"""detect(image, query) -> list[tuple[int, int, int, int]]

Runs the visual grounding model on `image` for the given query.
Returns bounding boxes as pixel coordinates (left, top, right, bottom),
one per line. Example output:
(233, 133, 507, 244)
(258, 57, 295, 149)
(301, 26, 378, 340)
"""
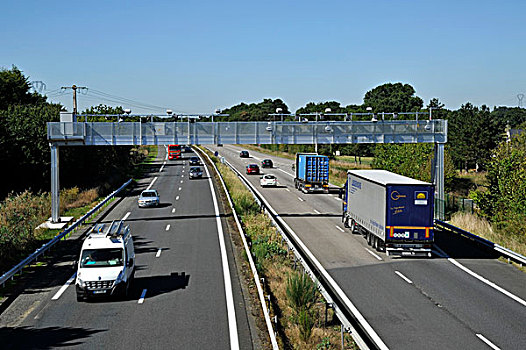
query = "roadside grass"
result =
(0, 145, 156, 295)
(208, 150, 358, 349)
(449, 212, 526, 270)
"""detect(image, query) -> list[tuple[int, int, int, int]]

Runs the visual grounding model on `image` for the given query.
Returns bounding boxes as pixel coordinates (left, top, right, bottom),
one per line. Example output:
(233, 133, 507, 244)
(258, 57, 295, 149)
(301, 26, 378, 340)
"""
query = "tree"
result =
(0, 65, 46, 110)
(220, 98, 289, 121)
(490, 106, 526, 129)
(363, 83, 423, 113)
(447, 103, 502, 171)
(473, 133, 526, 235)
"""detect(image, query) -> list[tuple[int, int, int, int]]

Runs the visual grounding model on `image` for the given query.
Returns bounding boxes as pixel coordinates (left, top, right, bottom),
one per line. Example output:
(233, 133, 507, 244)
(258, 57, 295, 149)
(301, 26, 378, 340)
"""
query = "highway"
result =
(0, 147, 259, 349)
(209, 144, 526, 350)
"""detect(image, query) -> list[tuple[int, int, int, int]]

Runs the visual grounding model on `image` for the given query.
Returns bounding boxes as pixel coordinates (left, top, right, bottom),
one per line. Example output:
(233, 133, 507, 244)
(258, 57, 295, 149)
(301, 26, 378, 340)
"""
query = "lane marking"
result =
(138, 289, 147, 304)
(297, 197, 305, 202)
(334, 196, 342, 201)
(180, 180, 184, 184)
(159, 161, 166, 172)
(335, 225, 345, 233)
(172, 208, 176, 213)
(146, 177, 157, 190)
(435, 244, 526, 308)
(122, 212, 131, 221)
(198, 151, 240, 349)
(476, 334, 501, 350)
(394, 271, 413, 284)
(52, 273, 76, 300)
(176, 196, 180, 201)
(448, 257, 526, 307)
(165, 224, 171, 231)
(285, 188, 291, 192)
(313, 209, 321, 214)
(156, 249, 162, 258)
(365, 248, 383, 261)
(278, 168, 294, 178)
(178, 187, 182, 191)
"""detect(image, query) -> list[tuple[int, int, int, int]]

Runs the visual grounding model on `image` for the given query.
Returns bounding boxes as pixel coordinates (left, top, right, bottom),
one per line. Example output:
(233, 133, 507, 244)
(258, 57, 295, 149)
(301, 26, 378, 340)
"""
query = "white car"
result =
(260, 174, 277, 187)
(138, 189, 160, 208)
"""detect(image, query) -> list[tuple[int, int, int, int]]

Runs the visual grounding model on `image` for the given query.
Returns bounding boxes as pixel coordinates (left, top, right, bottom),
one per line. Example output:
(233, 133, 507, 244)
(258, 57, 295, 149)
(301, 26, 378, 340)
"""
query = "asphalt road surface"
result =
(209, 144, 526, 350)
(0, 147, 258, 350)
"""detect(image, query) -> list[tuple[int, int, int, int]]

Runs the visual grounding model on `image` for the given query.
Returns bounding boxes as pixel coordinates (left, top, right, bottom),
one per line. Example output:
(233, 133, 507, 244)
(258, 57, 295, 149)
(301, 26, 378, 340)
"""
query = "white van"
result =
(75, 221, 135, 301)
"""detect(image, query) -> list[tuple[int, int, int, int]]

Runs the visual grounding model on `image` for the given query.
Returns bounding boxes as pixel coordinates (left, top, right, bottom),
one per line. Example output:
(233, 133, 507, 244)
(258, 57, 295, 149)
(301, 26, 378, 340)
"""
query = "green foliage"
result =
(372, 144, 456, 191)
(363, 82, 423, 113)
(447, 103, 503, 171)
(490, 107, 526, 129)
(219, 98, 289, 121)
(473, 134, 526, 235)
(233, 192, 261, 216)
(317, 337, 333, 350)
(0, 66, 47, 110)
(286, 272, 318, 312)
(297, 309, 315, 342)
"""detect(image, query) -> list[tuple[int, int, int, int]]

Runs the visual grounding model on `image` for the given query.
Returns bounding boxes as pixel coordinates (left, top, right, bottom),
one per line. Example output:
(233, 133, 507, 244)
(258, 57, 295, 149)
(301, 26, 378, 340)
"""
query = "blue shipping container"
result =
(297, 154, 329, 182)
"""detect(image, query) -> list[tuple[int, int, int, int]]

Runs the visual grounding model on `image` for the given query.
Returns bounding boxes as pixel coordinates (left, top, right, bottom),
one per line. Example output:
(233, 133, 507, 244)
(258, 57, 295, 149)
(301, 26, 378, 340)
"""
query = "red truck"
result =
(168, 144, 181, 160)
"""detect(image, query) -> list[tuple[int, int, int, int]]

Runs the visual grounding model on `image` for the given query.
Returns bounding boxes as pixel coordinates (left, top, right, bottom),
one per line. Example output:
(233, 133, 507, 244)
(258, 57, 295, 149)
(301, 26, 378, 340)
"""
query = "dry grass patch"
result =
(450, 212, 526, 265)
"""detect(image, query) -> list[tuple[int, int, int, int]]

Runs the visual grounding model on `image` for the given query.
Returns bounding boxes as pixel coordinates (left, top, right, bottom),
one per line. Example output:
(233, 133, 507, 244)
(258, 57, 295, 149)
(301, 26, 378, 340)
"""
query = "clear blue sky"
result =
(1, 0, 525, 114)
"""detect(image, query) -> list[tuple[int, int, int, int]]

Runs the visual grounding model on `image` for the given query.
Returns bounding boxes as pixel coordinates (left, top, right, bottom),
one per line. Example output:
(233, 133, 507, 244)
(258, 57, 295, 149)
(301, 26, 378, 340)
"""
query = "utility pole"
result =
(61, 85, 87, 116)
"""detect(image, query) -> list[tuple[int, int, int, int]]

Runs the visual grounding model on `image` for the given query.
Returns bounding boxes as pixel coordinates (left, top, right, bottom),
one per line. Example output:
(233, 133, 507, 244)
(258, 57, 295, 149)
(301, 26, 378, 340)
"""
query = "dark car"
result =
(261, 159, 273, 168)
(246, 164, 260, 175)
(189, 156, 200, 165)
(184, 146, 192, 153)
(189, 166, 203, 179)
(239, 150, 249, 158)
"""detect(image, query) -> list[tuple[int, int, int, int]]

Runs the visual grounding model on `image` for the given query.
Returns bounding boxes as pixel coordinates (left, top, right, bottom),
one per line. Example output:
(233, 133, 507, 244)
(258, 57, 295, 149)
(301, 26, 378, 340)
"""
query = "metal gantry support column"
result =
(50, 143, 60, 223)
(434, 143, 445, 220)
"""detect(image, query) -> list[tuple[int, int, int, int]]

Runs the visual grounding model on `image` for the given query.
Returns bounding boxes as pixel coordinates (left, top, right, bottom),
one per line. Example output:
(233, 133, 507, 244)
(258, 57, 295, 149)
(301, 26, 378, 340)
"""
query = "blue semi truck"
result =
(294, 153, 330, 193)
(342, 170, 435, 257)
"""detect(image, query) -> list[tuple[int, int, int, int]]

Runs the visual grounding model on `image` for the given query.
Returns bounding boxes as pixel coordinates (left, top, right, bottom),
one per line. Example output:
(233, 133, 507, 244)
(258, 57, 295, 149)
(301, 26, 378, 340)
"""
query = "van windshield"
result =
(80, 248, 124, 268)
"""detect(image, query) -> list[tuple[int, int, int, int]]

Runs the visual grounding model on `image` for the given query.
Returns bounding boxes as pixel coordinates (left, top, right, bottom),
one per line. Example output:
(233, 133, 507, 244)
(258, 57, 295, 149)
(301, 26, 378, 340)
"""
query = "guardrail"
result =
(435, 220, 526, 266)
(196, 147, 279, 350)
(211, 150, 387, 350)
(0, 178, 133, 287)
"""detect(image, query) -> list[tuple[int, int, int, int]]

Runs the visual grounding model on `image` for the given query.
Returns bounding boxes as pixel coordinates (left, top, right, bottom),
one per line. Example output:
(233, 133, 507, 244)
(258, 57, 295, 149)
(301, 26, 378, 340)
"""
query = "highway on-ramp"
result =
(209, 144, 526, 350)
(0, 147, 258, 349)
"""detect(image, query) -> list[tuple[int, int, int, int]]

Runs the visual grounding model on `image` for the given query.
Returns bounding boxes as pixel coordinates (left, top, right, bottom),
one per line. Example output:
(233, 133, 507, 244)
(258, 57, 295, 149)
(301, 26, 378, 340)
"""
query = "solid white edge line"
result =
(448, 257, 526, 307)
(156, 249, 162, 258)
(122, 212, 131, 221)
(202, 147, 279, 350)
(223, 157, 389, 350)
(197, 151, 239, 350)
(335, 225, 345, 233)
(165, 224, 170, 231)
(476, 334, 501, 350)
(138, 289, 147, 304)
(52, 272, 76, 300)
(394, 271, 413, 284)
(365, 248, 383, 261)
(146, 177, 157, 190)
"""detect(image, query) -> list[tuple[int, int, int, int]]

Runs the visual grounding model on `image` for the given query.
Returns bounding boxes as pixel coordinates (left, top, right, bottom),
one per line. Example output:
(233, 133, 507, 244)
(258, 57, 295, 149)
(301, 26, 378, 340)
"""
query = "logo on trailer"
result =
(414, 191, 428, 205)
(390, 190, 407, 201)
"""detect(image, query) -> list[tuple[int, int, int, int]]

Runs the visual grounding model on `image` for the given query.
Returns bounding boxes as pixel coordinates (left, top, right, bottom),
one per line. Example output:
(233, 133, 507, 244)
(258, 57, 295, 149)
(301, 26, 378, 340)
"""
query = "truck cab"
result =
(75, 221, 135, 301)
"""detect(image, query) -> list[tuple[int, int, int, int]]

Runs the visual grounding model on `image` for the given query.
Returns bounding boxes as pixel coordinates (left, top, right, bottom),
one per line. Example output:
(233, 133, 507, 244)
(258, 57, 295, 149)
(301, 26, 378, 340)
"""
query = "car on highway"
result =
(260, 174, 277, 187)
(189, 166, 203, 179)
(261, 159, 273, 168)
(138, 189, 160, 208)
(184, 145, 192, 153)
(189, 156, 200, 165)
(246, 164, 260, 175)
(239, 150, 249, 158)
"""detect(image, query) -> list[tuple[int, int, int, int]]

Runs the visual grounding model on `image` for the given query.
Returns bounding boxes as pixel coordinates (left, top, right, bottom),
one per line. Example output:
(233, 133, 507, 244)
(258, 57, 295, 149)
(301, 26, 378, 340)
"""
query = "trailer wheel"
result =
(343, 217, 350, 228)
(366, 232, 372, 246)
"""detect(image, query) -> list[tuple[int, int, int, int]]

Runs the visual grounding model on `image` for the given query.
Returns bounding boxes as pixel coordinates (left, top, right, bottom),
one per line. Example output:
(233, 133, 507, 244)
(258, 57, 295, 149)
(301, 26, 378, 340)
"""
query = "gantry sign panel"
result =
(48, 120, 447, 146)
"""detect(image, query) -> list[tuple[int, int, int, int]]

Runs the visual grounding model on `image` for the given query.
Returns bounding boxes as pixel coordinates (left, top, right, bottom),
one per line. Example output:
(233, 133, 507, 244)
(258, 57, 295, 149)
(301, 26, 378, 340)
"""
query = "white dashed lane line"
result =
(394, 271, 413, 284)
(365, 248, 383, 261)
(156, 249, 162, 258)
(165, 224, 171, 231)
(335, 225, 345, 233)
(475, 334, 500, 350)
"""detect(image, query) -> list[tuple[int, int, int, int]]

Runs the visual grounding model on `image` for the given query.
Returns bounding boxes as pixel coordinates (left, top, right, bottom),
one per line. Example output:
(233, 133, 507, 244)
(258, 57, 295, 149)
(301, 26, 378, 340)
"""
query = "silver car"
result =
(138, 189, 160, 208)
(189, 166, 203, 179)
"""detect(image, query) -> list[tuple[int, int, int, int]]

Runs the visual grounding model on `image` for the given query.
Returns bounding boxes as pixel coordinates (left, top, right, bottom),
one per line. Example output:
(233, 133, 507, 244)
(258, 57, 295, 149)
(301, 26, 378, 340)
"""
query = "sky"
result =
(1, 0, 525, 114)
